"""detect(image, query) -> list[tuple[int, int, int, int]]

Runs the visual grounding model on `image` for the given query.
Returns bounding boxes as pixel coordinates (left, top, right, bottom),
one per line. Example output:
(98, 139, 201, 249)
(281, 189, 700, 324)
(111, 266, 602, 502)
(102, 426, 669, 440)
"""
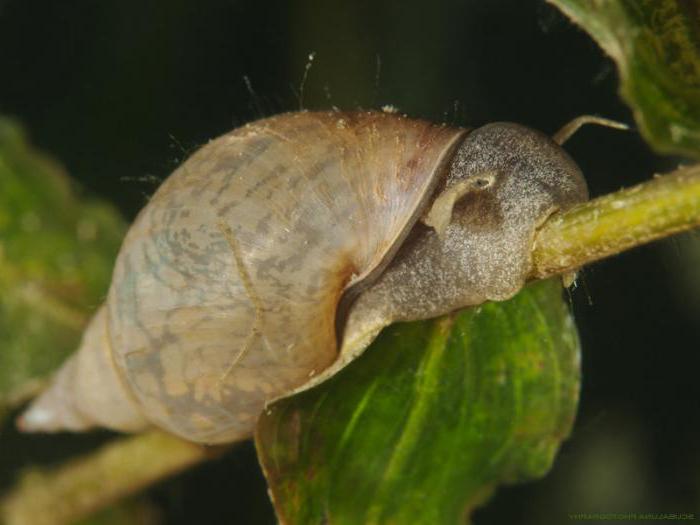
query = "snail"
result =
(19, 110, 615, 445)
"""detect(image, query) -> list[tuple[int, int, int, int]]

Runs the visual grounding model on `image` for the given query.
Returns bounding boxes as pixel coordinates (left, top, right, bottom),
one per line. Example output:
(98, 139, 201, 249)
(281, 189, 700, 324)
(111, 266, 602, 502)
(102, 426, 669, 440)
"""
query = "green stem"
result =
(0, 431, 221, 525)
(531, 164, 700, 278)
(2, 165, 700, 525)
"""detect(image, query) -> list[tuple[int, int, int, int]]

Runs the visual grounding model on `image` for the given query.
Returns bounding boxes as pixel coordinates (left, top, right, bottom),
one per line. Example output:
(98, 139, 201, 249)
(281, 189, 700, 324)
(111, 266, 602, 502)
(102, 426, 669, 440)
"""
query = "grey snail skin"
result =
(19, 110, 587, 445)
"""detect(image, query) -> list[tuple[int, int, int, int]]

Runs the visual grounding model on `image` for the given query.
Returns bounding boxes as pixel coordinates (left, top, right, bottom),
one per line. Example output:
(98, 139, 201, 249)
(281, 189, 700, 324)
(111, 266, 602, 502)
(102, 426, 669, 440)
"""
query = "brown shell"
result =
(105, 111, 465, 443)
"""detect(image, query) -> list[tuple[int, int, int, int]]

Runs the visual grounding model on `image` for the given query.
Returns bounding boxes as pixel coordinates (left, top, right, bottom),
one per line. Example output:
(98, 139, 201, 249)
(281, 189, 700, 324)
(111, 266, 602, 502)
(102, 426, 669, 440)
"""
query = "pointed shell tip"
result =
(16, 405, 53, 433)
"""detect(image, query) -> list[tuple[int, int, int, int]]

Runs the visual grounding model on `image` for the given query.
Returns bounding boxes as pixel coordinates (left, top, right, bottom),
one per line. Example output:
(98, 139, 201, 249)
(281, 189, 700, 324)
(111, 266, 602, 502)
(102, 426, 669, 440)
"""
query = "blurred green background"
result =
(0, 0, 698, 523)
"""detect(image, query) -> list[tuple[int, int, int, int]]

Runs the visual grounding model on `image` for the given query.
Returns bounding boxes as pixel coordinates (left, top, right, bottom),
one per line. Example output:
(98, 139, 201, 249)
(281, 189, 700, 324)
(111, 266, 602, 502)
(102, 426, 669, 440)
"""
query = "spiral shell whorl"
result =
(104, 111, 464, 443)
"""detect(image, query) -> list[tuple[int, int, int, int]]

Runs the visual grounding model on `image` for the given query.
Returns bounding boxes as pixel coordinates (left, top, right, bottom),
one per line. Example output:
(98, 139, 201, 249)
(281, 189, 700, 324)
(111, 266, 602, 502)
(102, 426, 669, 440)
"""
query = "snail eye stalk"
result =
(553, 115, 629, 145)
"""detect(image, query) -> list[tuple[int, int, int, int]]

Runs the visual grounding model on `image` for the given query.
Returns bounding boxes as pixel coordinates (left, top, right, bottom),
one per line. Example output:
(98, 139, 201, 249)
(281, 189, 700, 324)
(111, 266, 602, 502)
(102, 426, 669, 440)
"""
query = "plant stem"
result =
(531, 164, 700, 278)
(2, 165, 699, 525)
(0, 431, 221, 525)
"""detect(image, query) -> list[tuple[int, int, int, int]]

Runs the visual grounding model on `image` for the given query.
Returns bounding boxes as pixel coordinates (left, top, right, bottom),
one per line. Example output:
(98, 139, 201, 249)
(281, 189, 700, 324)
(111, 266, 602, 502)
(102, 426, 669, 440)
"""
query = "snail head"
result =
(421, 122, 588, 303)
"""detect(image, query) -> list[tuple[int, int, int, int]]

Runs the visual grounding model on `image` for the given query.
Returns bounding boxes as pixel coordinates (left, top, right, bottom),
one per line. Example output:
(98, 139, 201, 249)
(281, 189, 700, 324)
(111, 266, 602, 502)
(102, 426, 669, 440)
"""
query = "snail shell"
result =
(20, 110, 587, 444)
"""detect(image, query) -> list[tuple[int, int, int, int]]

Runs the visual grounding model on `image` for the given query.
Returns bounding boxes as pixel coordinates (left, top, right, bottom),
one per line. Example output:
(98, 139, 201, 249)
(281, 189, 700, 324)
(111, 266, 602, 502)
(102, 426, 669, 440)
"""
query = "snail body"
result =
(21, 110, 587, 444)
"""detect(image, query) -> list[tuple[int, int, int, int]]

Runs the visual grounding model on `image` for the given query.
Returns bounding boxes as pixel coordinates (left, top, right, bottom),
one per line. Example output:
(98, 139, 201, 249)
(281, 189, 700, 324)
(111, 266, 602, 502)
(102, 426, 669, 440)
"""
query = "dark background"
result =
(1, 0, 699, 523)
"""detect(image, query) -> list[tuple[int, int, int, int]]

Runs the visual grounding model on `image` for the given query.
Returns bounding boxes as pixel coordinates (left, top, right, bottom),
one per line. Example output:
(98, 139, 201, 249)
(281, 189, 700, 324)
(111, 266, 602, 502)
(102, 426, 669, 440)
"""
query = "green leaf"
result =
(548, 0, 700, 158)
(0, 118, 125, 420)
(255, 279, 580, 525)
